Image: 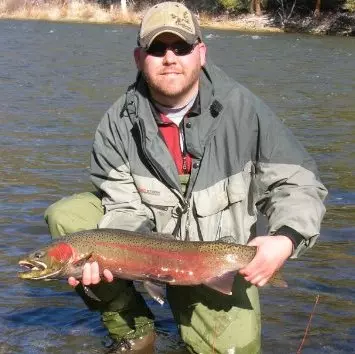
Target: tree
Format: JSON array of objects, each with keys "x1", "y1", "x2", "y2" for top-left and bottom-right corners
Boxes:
[
  {"x1": 276, "y1": 0, "x2": 297, "y2": 26},
  {"x1": 121, "y1": 0, "x2": 128, "y2": 15},
  {"x1": 314, "y1": 0, "x2": 321, "y2": 17},
  {"x1": 250, "y1": 0, "x2": 262, "y2": 16}
]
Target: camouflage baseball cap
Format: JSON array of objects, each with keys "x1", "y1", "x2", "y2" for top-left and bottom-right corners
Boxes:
[{"x1": 138, "y1": 2, "x2": 202, "y2": 49}]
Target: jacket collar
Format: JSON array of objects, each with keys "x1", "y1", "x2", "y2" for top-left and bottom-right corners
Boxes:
[{"x1": 126, "y1": 58, "x2": 231, "y2": 148}]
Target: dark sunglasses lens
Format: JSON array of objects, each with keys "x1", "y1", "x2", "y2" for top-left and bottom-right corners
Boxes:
[
  {"x1": 173, "y1": 42, "x2": 194, "y2": 56},
  {"x1": 146, "y1": 42, "x2": 195, "y2": 57},
  {"x1": 146, "y1": 42, "x2": 167, "y2": 57}
]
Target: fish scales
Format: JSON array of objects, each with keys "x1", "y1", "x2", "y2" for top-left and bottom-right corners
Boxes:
[
  {"x1": 18, "y1": 228, "x2": 285, "y2": 300},
  {"x1": 61, "y1": 229, "x2": 256, "y2": 285}
]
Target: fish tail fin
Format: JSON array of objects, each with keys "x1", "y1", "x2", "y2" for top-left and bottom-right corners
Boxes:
[{"x1": 268, "y1": 271, "x2": 288, "y2": 288}]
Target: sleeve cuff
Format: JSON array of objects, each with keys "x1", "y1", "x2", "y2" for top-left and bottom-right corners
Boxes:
[{"x1": 274, "y1": 225, "x2": 305, "y2": 249}]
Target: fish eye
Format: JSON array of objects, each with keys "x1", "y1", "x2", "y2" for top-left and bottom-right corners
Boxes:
[{"x1": 34, "y1": 251, "x2": 44, "y2": 259}]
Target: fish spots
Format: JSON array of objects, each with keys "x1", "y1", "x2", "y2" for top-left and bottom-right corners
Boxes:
[
  {"x1": 94, "y1": 240, "x2": 203, "y2": 261},
  {"x1": 226, "y1": 254, "x2": 237, "y2": 263}
]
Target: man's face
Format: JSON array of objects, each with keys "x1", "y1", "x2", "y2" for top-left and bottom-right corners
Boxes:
[{"x1": 134, "y1": 32, "x2": 206, "y2": 107}]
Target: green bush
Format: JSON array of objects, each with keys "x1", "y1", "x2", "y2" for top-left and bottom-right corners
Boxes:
[
  {"x1": 344, "y1": 0, "x2": 355, "y2": 12},
  {"x1": 218, "y1": 0, "x2": 249, "y2": 12},
  {"x1": 218, "y1": 0, "x2": 237, "y2": 11}
]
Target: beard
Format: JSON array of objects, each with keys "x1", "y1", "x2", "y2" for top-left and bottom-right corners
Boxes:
[{"x1": 142, "y1": 64, "x2": 201, "y2": 105}]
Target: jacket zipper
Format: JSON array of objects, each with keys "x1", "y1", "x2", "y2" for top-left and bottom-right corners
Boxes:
[
  {"x1": 124, "y1": 91, "x2": 189, "y2": 213},
  {"x1": 137, "y1": 118, "x2": 189, "y2": 210}
]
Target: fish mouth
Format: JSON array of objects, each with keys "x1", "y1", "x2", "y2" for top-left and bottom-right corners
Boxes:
[{"x1": 18, "y1": 260, "x2": 61, "y2": 280}]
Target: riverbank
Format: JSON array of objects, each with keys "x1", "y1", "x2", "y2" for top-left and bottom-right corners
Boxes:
[
  {"x1": 0, "y1": 0, "x2": 280, "y2": 33},
  {"x1": 0, "y1": 0, "x2": 354, "y2": 36}
]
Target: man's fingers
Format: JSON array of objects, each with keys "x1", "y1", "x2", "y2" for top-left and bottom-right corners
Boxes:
[
  {"x1": 68, "y1": 262, "x2": 113, "y2": 287},
  {"x1": 241, "y1": 235, "x2": 292, "y2": 287},
  {"x1": 240, "y1": 252, "x2": 274, "y2": 286},
  {"x1": 248, "y1": 274, "x2": 264, "y2": 285},
  {"x1": 68, "y1": 277, "x2": 79, "y2": 287},
  {"x1": 257, "y1": 278, "x2": 269, "y2": 287},
  {"x1": 240, "y1": 253, "x2": 264, "y2": 276},
  {"x1": 90, "y1": 261, "x2": 101, "y2": 285},
  {"x1": 246, "y1": 236, "x2": 263, "y2": 247},
  {"x1": 82, "y1": 262, "x2": 92, "y2": 285},
  {"x1": 82, "y1": 262, "x2": 101, "y2": 285},
  {"x1": 248, "y1": 272, "x2": 272, "y2": 286},
  {"x1": 103, "y1": 269, "x2": 114, "y2": 282}
]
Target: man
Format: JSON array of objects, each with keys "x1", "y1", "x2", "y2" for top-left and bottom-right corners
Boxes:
[{"x1": 45, "y1": 2, "x2": 327, "y2": 353}]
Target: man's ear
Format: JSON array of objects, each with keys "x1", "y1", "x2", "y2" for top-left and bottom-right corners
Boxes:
[
  {"x1": 199, "y1": 42, "x2": 207, "y2": 67},
  {"x1": 134, "y1": 47, "x2": 142, "y2": 70}
]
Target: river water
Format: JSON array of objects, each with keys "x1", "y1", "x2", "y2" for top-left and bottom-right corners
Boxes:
[{"x1": 0, "y1": 20, "x2": 354, "y2": 353}]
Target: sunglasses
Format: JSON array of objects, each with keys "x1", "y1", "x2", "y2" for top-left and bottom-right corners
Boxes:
[{"x1": 144, "y1": 41, "x2": 198, "y2": 57}]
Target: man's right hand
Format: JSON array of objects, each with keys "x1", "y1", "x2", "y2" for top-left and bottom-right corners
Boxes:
[{"x1": 68, "y1": 261, "x2": 114, "y2": 287}]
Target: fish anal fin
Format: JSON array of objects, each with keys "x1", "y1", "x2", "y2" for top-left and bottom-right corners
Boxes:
[
  {"x1": 203, "y1": 271, "x2": 236, "y2": 295},
  {"x1": 143, "y1": 281, "x2": 166, "y2": 305}
]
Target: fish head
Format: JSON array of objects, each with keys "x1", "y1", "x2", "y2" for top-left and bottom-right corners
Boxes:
[{"x1": 18, "y1": 242, "x2": 76, "y2": 280}]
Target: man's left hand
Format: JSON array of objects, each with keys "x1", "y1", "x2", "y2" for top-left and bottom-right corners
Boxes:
[{"x1": 239, "y1": 235, "x2": 293, "y2": 287}]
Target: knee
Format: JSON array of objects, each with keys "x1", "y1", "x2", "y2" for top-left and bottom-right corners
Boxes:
[
  {"x1": 44, "y1": 192, "x2": 104, "y2": 238},
  {"x1": 44, "y1": 198, "x2": 76, "y2": 238}
]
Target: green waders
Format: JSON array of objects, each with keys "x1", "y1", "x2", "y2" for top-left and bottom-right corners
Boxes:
[{"x1": 44, "y1": 192, "x2": 261, "y2": 353}]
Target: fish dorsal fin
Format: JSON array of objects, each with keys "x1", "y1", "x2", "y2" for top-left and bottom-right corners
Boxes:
[
  {"x1": 150, "y1": 232, "x2": 175, "y2": 240},
  {"x1": 143, "y1": 281, "x2": 166, "y2": 305},
  {"x1": 217, "y1": 236, "x2": 236, "y2": 244},
  {"x1": 203, "y1": 271, "x2": 236, "y2": 295}
]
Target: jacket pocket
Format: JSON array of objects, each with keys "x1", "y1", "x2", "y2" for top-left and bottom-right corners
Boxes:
[
  {"x1": 226, "y1": 173, "x2": 247, "y2": 204},
  {"x1": 193, "y1": 180, "x2": 229, "y2": 217},
  {"x1": 226, "y1": 173, "x2": 253, "y2": 243},
  {"x1": 192, "y1": 174, "x2": 249, "y2": 242},
  {"x1": 192, "y1": 180, "x2": 228, "y2": 241}
]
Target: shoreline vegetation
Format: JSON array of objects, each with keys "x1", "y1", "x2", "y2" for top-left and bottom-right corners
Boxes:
[{"x1": 0, "y1": 0, "x2": 354, "y2": 36}]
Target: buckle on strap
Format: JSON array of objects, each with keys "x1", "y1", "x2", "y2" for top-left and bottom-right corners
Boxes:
[
  {"x1": 171, "y1": 201, "x2": 189, "y2": 237},
  {"x1": 172, "y1": 202, "x2": 188, "y2": 217}
]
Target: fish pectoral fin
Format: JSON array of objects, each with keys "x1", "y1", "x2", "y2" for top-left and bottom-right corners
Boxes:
[
  {"x1": 143, "y1": 281, "x2": 166, "y2": 306},
  {"x1": 203, "y1": 271, "x2": 236, "y2": 295},
  {"x1": 72, "y1": 253, "x2": 93, "y2": 268}
]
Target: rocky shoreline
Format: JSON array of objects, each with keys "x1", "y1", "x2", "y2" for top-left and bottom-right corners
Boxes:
[
  {"x1": 208, "y1": 12, "x2": 355, "y2": 36},
  {"x1": 282, "y1": 12, "x2": 355, "y2": 36},
  {"x1": 0, "y1": 0, "x2": 354, "y2": 37}
]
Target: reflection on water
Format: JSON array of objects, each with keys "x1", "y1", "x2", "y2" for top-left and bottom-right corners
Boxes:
[{"x1": 1, "y1": 20, "x2": 354, "y2": 353}]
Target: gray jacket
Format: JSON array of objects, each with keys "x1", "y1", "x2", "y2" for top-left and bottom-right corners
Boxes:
[{"x1": 90, "y1": 60, "x2": 327, "y2": 258}]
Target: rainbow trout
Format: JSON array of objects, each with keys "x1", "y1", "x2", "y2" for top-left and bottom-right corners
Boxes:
[{"x1": 18, "y1": 228, "x2": 286, "y2": 303}]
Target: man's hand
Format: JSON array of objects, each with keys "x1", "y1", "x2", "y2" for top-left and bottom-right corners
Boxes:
[
  {"x1": 239, "y1": 235, "x2": 293, "y2": 287},
  {"x1": 68, "y1": 261, "x2": 114, "y2": 287}
]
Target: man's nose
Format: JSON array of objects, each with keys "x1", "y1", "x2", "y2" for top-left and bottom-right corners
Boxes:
[{"x1": 162, "y1": 49, "x2": 177, "y2": 64}]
